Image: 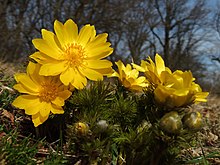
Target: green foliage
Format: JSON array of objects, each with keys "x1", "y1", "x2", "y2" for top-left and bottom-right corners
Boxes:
[
  {"x1": 68, "y1": 81, "x2": 114, "y2": 120},
  {"x1": 182, "y1": 151, "x2": 220, "y2": 165},
  {"x1": 110, "y1": 94, "x2": 137, "y2": 131},
  {"x1": 1, "y1": 75, "x2": 217, "y2": 164},
  {"x1": 0, "y1": 125, "x2": 70, "y2": 165},
  {"x1": 43, "y1": 153, "x2": 69, "y2": 165},
  {"x1": 64, "y1": 82, "x2": 210, "y2": 164},
  {"x1": 65, "y1": 81, "x2": 116, "y2": 163},
  {"x1": 0, "y1": 127, "x2": 39, "y2": 165}
]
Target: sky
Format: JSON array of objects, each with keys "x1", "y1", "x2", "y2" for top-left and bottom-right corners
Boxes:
[{"x1": 207, "y1": 0, "x2": 218, "y2": 7}]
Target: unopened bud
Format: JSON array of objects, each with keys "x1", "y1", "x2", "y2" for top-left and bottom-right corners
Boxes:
[
  {"x1": 97, "y1": 120, "x2": 108, "y2": 131},
  {"x1": 74, "y1": 122, "x2": 89, "y2": 135},
  {"x1": 183, "y1": 112, "x2": 202, "y2": 131},
  {"x1": 160, "y1": 111, "x2": 182, "y2": 134}
]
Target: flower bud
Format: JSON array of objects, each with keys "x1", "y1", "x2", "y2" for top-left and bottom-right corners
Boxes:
[
  {"x1": 183, "y1": 112, "x2": 202, "y2": 131},
  {"x1": 97, "y1": 120, "x2": 108, "y2": 131},
  {"x1": 159, "y1": 111, "x2": 182, "y2": 134},
  {"x1": 74, "y1": 122, "x2": 89, "y2": 136}
]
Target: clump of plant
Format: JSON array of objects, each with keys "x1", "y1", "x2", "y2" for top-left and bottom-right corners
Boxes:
[{"x1": 10, "y1": 19, "x2": 209, "y2": 164}]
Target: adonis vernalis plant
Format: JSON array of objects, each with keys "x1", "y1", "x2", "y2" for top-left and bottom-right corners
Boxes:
[
  {"x1": 12, "y1": 62, "x2": 72, "y2": 127},
  {"x1": 30, "y1": 19, "x2": 113, "y2": 89},
  {"x1": 134, "y1": 54, "x2": 208, "y2": 108},
  {"x1": 132, "y1": 53, "x2": 172, "y2": 86},
  {"x1": 154, "y1": 70, "x2": 209, "y2": 108},
  {"x1": 10, "y1": 18, "x2": 211, "y2": 164},
  {"x1": 109, "y1": 60, "x2": 148, "y2": 91}
]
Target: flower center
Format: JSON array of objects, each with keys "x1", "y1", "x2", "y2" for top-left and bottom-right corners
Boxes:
[
  {"x1": 63, "y1": 43, "x2": 87, "y2": 68},
  {"x1": 39, "y1": 81, "x2": 58, "y2": 102}
]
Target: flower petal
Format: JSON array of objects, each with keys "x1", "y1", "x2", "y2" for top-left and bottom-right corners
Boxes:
[
  {"x1": 27, "y1": 62, "x2": 44, "y2": 86},
  {"x1": 13, "y1": 84, "x2": 38, "y2": 95},
  {"x1": 25, "y1": 100, "x2": 47, "y2": 115},
  {"x1": 130, "y1": 85, "x2": 145, "y2": 91},
  {"x1": 60, "y1": 67, "x2": 75, "y2": 86},
  {"x1": 12, "y1": 95, "x2": 40, "y2": 115},
  {"x1": 14, "y1": 73, "x2": 39, "y2": 93},
  {"x1": 39, "y1": 61, "x2": 67, "y2": 76},
  {"x1": 30, "y1": 52, "x2": 56, "y2": 64},
  {"x1": 50, "y1": 104, "x2": 64, "y2": 114},
  {"x1": 64, "y1": 19, "x2": 78, "y2": 43},
  {"x1": 154, "y1": 86, "x2": 170, "y2": 104},
  {"x1": 79, "y1": 67, "x2": 103, "y2": 81},
  {"x1": 136, "y1": 76, "x2": 147, "y2": 84},
  {"x1": 132, "y1": 63, "x2": 146, "y2": 72},
  {"x1": 129, "y1": 69, "x2": 139, "y2": 79},
  {"x1": 39, "y1": 102, "x2": 51, "y2": 117},
  {"x1": 54, "y1": 20, "x2": 66, "y2": 48},
  {"x1": 41, "y1": 29, "x2": 62, "y2": 52},
  {"x1": 86, "y1": 43, "x2": 113, "y2": 59},
  {"x1": 95, "y1": 68, "x2": 114, "y2": 76},
  {"x1": 52, "y1": 97, "x2": 65, "y2": 106},
  {"x1": 71, "y1": 70, "x2": 87, "y2": 89},
  {"x1": 194, "y1": 92, "x2": 209, "y2": 102},
  {"x1": 58, "y1": 90, "x2": 72, "y2": 100},
  {"x1": 155, "y1": 54, "x2": 165, "y2": 75},
  {"x1": 86, "y1": 33, "x2": 108, "y2": 49},
  {"x1": 32, "y1": 39, "x2": 61, "y2": 60},
  {"x1": 32, "y1": 113, "x2": 49, "y2": 127},
  {"x1": 85, "y1": 60, "x2": 112, "y2": 69},
  {"x1": 108, "y1": 70, "x2": 119, "y2": 78},
  {"x1": 77, "y1": 25, "x2": 94, "y2": 46}
]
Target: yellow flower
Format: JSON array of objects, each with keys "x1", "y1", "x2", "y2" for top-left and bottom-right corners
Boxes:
[
  {"x1": 12, "y1": 62, "x2": 72, "y2": 127},
  {"x1": 133, "y1": 54, "x2": 208, "y2": 107},
  {"x1": 154, "y1": 70, "x2": 209, "y2": 108},
  {"x1": 109, "y1": 60, "x2": 148, "y2": 91},
  {"x1": 30, "y1": 19, "x2": 113, "y2": 89},
  {"x1": 132, "y1": 54, "x2": 172, "y2": 86}
]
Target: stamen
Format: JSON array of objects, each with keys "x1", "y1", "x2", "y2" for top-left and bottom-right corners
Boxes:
[
  {"x1": 63, "y1": 43, "x2": 87, "y2": 68},
  {"x1": 39, "y1": 82, "x2": 58, "y2": 102}
]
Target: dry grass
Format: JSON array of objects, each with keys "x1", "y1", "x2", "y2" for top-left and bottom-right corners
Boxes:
[
  {"x1": 0, "y1": 60, "x2": 25, "y2": 77},
  {"x1": 180, "y1": 95, "x2": 220, "y2": 164}
]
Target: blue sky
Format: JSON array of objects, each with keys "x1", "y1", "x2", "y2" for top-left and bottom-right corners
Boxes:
[{"x1": 207, "y1": 0, "x2": 218, "y2": 7}]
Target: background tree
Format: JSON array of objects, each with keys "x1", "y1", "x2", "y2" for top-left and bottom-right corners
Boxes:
[
  {"x1": 146, "y1": 0, "x2": 210, "y2": 75},
  {"x1": 0, "y1": 0, "x2": 215, "y2": 87},
  {"x1": 206, "y1": 1, "x2": 220, "y2": 94},
  {"x1": 213, "y1": 1, "x2": 220, "y2": 63},
  {"x1": 0, "y1": 0, "x2": 136, "y2": 62}
]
